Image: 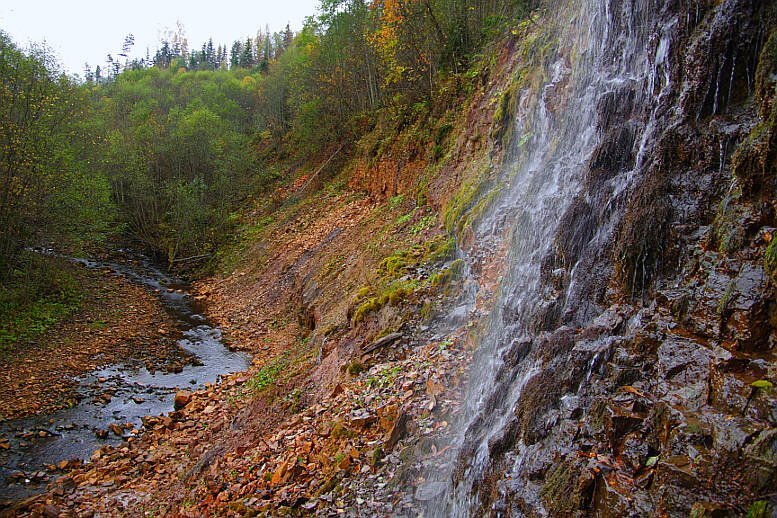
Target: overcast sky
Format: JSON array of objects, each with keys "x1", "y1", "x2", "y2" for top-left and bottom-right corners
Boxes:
[{"x1": 0, "y1": 0, "x2": 320, "y2": 75}]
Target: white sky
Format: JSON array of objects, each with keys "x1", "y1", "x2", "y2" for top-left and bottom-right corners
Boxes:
[{"x1": 0, "y1": 0, "x2": 320, "y2": 75}]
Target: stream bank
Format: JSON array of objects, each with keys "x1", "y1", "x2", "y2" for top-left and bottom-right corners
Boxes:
[{"x1": 0, "y1": 254, "x2": 249, "y2": 506}]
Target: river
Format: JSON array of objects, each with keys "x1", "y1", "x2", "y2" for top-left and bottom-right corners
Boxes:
[{"x1": 0, "y1": 254, "x2": 250, "y2": 502}]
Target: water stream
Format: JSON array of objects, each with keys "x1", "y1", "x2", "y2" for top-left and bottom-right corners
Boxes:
[{"x1": 0, "y1": 254, "x2": 250, "y2": 501}]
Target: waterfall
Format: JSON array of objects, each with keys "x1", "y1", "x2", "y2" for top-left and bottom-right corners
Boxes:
[{"x1": 421, "y1": 0, "x2": 678, "y2": 514}]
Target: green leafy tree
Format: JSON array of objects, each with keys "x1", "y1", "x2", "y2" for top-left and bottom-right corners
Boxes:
[{"x1": 0, "y1": 32, "x2": 112, "y2": 277}]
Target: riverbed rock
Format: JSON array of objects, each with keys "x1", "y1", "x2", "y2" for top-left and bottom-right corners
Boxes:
[{"x1": 174, "y1": 390, "x2": 192, "y2": 410}]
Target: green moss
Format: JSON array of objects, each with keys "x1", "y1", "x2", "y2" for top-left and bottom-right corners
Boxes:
[
  {"x1": 750, "y1": 379, "x2": 774, "y2": 390},
  {"x1": 441, "y1": 157, "x2": 493, "y2": 237},
  {"x1": 733, "y1": 31, "x2": 777, "y2": 194},
  {"x1": 765, "y1": 239, "x2": 777, "y2": 282},
  {"x1": 540, "y1": 461, "x2": 588, "y2": 514},
  {"x1": 429, "y1": 259, "x2": 465, "y2": 288},
  {"x1": 717, "y1": 280, "x2": 736, "y2": 316},
  {"x1": 385, "y1": 280, "x2": 418, "y2": 304},
  {"x1": 346, "y1": 360, "x2": 365, "y2": 376},
  {"x1": 443, "y1": 173, "x2": 484, "y2": 233},
  {"x1": 492, "y1": 82, "x2": 519, "y2": 144},
  {"x1": 354, "y1": 286, "x2": 372, "y2": 301},
  {"x1": 457, "y1": 183, "x2": 503, "y2": 238},
  {"x1": 755, "y1": 31, "x2": 777, "y2": 116},
  {"x1": 424, "y1": 235, "x2": 456, "y2": 263},
  {"x1": 352, "y1": 297, "x2": 381, "y2": 324},
  {"x1": 732, "y1": 120, "x2": 773, "y2": 194},
  {"x1": 711, "y1": 193, "x2": 749, "y2": 254},
  {"x1": 351, "y1": 233, "x2": 462, "y2": 325},
  {"x1": 746, "y1": 500, "x2": 772, "y2": 518},
  {"x1": 381, "y1": 255, "x2": 406, "y2": 275}
]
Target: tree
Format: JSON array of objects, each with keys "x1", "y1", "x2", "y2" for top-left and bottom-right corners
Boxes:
[
  {"x1": 0, "y1": 32, "x2": 111, "y2": 277},
  {"x1": 230, "y1": 40, "x2": 243, "y2": 68},
  {"x1": 240, "y1": 37, "x2": 254, "y2": 68}
]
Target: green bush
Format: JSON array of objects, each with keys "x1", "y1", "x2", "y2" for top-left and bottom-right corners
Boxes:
[{"x1": 0, "y1": 254, "x2": 83, "y2": 353}]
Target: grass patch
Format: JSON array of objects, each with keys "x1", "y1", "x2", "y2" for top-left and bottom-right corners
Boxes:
[
  {"x1": 395, "y1": 210, "x2": 415, "y2": 227},
  {"x1": 388, "y1": 194, "x2": 405, "y2": 210},
  {"x1": 366, "y1": 365, "x2": 402, "y2": 389},
  {"x1": 245, "y1": 355, "x2": 289, "y2": 393},
  {"x1": 411, "y1": 214, "x2": 435, "y2": 234},
  {"x1": 0, "y1": 254, "x2": 84, "y2": 355}
]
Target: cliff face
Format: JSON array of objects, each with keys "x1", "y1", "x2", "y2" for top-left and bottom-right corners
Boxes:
[{"x1": 422, "y1": 0, "x2": 777, "y2": 515}]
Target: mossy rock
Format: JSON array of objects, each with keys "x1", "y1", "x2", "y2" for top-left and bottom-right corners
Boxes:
[
  {"x1": 540, "y1": 460, "x2": 593, "y2": 514},
  {"x1": 733, "y1": 31, "x2": 777, "y2": 196},
  {"x1": 755, "y1": 30, "x2": 777, "y2": 118},
  {"x1": 712, "y1": 195, "x2": 749, "y2": 254},
  {"x1": 492, "y1": 82, "x2": 519, "y2": 145},
  {"x1": 765, "y1": 238, "x2": 777, "y2": 283}
]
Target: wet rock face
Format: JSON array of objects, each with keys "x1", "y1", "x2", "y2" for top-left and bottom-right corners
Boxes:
[{"x1": 443, "y1": 0, "x2": 777, "y2": 515}]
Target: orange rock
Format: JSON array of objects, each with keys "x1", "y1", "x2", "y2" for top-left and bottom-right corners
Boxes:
[
  {"x1": 174, "y1": 390, "x2": 192, "y2": 410},
  {"x1": 271, "y1": 461, "x2": 288, "y2": 486},
  {"x1": 426, "y1": 378, "x2": 444, "y2": 397}
]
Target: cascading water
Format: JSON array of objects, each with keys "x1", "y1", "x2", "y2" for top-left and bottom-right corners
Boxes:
[{"x1": 422, "y1": 0, "x2": 680, "y2": 514}]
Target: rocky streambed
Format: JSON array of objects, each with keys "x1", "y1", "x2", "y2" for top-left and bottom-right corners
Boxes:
[{"x1": 0, "y1": 255, "x2": 250, "y2": 503}]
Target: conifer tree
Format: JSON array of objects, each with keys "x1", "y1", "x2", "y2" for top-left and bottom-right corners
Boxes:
[{"x1": 230, "y1": 40, "x2": 242, "y2": 68}]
